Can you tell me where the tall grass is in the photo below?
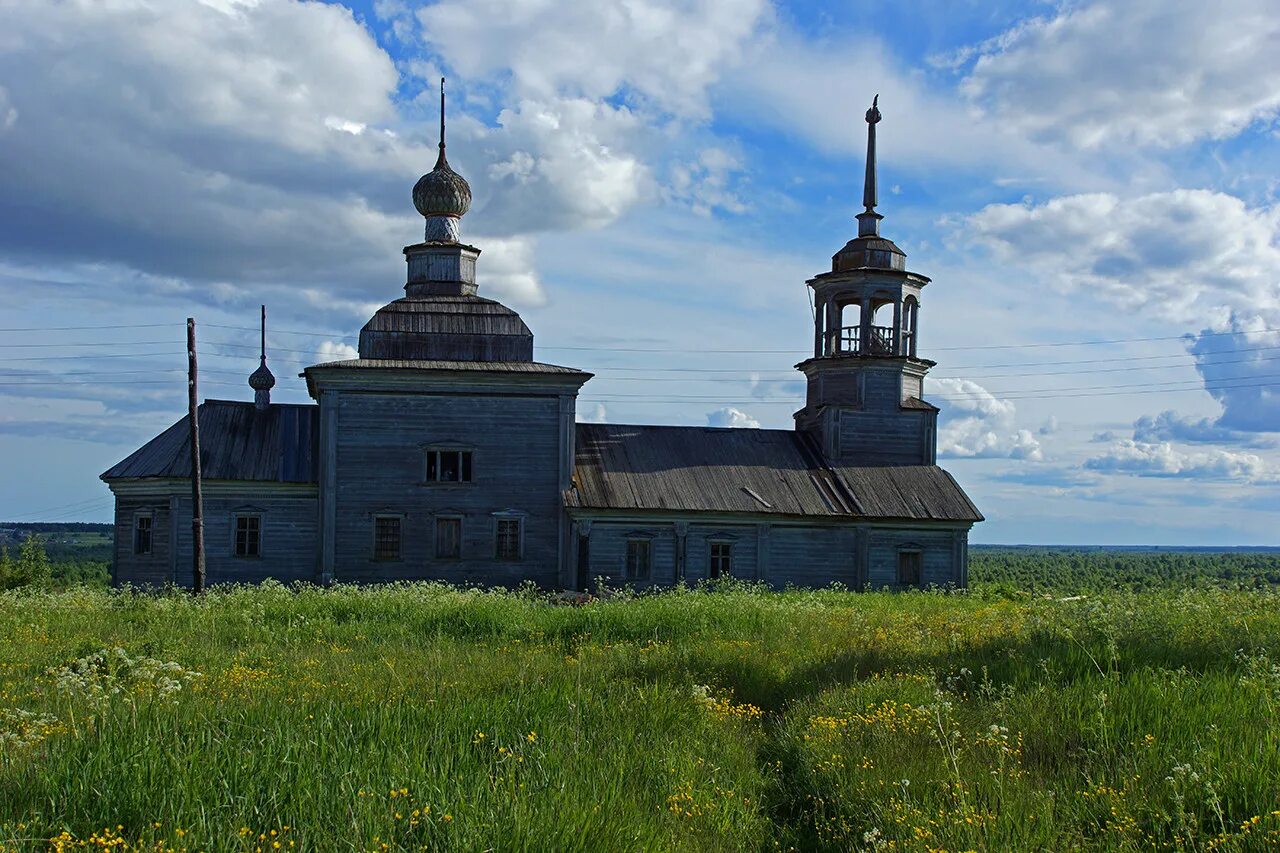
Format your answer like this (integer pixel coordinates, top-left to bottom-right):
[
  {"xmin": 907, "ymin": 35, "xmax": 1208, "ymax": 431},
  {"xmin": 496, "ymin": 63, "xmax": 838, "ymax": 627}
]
[{"xmin": 2, "ymin": 582, "xmax": 1279, "ymax": 851}]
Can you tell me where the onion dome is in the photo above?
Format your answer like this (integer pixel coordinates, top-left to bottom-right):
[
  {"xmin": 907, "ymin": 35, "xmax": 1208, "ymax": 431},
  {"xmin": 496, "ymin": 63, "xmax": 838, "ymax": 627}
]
[
  {"xmin": 412, "ymin": 79, "xmax": 471, "ymax": 241},
  {"xmin": 249, "ymin": 359, "xmax": 276, "ymax": 391},
  {"xmin": 248, "ymin": 305, "xmax": 276, "ymax": 409}
]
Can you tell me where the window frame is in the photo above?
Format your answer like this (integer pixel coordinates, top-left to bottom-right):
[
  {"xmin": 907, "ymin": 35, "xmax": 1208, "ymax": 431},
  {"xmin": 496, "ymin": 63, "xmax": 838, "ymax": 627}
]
[
  {"xmin": 422, "ymin": 446, "xmax": 475, "ymax": 485},
  {"xmin": 372, "ymin": 513, "xmax": 404, "ymax": 562},
  {"xmin": 625, "ymin": 536, "xmax": 652, "ymax": 581},
  {"xmin": 132, "ymin": 511, "xmax": 154, "ymax": 556},
  {"xmin": 493, "ymin": 512, "xmax": 525, "ymax": 561},
  {"xmin": 233, "ymin": 512, "xmax": 263, "ymax": 559},
  {"xmin": 708, "ymin": 540, "xmax": 734, "ymax": 579},
  {"xmin": 896, "ymin": 547, "xmax": 923, "ymax": 588},
  {"xmin": 434, "ymin": 514, "xmax": 463, "ymax": 560}
]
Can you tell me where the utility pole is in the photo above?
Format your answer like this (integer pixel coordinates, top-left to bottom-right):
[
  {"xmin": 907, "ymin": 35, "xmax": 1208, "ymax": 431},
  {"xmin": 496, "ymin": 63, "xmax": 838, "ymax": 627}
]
[{"xmin": 187, "ymin": 317, "xmax": 206, "ymax": 594}]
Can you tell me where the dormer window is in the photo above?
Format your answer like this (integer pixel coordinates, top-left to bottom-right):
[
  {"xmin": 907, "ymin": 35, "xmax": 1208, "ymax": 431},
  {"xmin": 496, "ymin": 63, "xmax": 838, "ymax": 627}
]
[{"xmin": 425, "ymin": 448, "xmax": 473, "ymax": 483}]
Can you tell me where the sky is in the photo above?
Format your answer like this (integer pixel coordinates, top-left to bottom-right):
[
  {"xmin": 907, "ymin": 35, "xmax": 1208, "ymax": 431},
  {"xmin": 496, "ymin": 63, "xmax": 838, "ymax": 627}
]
[{"xmin": 1, "ymin": 0, "xmax": 1278, "ymax": 544}]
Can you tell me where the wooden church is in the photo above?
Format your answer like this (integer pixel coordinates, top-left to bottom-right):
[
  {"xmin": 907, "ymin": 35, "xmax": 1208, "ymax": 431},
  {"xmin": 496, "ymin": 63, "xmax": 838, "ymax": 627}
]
[{"xmin": 102, "ymin": 93, "xmax": 981, "ymax": 590}]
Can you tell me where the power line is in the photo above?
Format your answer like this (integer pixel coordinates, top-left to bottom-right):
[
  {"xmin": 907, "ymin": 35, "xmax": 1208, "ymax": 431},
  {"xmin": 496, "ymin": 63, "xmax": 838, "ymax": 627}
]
[{"xmin": 0, "ymin": 323, "xmax": 174, "ymax": 332}]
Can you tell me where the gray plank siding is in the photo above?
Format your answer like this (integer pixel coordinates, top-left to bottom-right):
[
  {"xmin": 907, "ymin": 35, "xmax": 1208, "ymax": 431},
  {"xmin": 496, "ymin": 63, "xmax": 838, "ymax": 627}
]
[
  {"xmin": 865, "ymin": 527, "xmax": 961, "ymax": 589},
  {"xmin": 112, "ymin": 497, "xmax": 173, "ymax": 587},
  {"xmin": 765, "ymin": 525, "xmax": 860, "ymax": 588},
  {"xmin": 684, "ymin": 523, "xmax": 759, "ymax": 582},
  {"xmin": 331, "ymin": 391, "xmax": 564, "ymax": 587},
  {"xmin": 837, "ymin": 409, "xmax": 931, "ymax": 466},
  {"xmin": 581, "ymin": 521, "xmax": 678, "ymax": 589}
]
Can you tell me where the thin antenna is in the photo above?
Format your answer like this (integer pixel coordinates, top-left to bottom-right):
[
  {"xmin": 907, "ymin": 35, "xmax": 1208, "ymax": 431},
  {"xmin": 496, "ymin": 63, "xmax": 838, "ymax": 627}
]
[{"xmin": 259, "ymin": 304, "xmax": 266, "ymax": 364}]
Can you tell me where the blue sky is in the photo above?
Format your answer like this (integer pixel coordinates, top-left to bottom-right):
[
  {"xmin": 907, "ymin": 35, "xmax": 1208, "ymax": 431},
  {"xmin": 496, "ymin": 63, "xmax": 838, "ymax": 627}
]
[{"xmin": 1, "ymin": 0, "xmax": 1278, "ymax": 543}]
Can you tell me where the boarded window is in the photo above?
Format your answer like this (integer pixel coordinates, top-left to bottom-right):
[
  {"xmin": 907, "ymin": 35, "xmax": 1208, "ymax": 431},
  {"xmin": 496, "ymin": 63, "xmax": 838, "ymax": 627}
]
[
  {"xmin": 625, "ymin": 539, "xmax": 651, "ymax": 581},
  {"xmin": 374, "ymin": 516, "xmax": 402, "ymax": 561},
  {"xmin": 435, "ymin": 517, "xmax": 462, "ymax": 559},
  {"xmin": 709, "ymin": 542, "xmax": 733, "ymax": 578},
  {"xmin": 897, "ymin": 550, "xmax": 922, "ymax": 587},
  {"xmin": 426, "ymin": 450, "xmax": 473, "ymax": 483},
  {"xmin": 495, "ymin": 518, "xmax": 522, "ymax": 560},
  {"xmin": 234, "ymin": 515, "xmax": 261, "ymax": 558},
  {"xmin": 133, "ymin": 514, "xmax": 153, "ymax": 556}
]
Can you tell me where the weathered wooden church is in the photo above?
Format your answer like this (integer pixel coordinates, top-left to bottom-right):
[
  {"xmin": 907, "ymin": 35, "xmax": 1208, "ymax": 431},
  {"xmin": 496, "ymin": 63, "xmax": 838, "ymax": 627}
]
[{"xmin": 103, "ymin": 93, "xmax": 981, "ymax": 590}]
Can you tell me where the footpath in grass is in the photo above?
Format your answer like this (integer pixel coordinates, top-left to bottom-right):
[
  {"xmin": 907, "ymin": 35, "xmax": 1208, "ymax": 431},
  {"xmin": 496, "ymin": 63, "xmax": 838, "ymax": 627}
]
[{"xmin": 2, "ymin": 582, "xmax": 1280, "ymax": 851}]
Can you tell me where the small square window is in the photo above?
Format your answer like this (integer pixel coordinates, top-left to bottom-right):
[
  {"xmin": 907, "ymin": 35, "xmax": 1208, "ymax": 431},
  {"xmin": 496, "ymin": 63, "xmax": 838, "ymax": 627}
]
[
  {"xmin": 435, "ymin": 517, "xmax": 462, "ymax": 559},
  {"xmin": 374, "ymin": 516, "xmax": 402, "ymax": 561},
  {"xmin": 625, "ymin": 539, "xmax": 651, "ymax": 581},
  {"xmin": 133, "ymin": 514, "xmax": 153, "ymax": 556},
  {"xmin": 495, "ymin": 518, "xmax": 522, "ymax": 560},
  {"xmin": 709, "ymin": 542, "xmax": 732, "ymax": 578},
  {"xmin": 234, "ymin": 515, "xmax": 261, "ymax": 558},
  {"xmin": 426, "ymin": 450, "xmax": 473, "ymax": 483},
  {"xmin": 897, "ymin": 550, "xmax": 922, "ymax": 587}
]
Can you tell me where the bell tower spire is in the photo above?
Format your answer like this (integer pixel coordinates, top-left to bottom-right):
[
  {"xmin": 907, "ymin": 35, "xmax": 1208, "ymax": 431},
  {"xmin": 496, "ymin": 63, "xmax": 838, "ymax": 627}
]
[{"xmin": 857, "ymin": 95, "xmax": 882, "ymax": 238}]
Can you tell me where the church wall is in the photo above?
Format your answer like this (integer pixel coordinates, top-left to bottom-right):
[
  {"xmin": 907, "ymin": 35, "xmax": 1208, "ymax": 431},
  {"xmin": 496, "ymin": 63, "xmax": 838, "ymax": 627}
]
[
  {"xmin": 865, "ymin": 526, "xmax": 963, "ymax": 589},
  {"xmin": 331, "ymin": 391, "xmax": 564, "ymax": 587},
  {"xmin": 112, "ymin": 495, "xmax": 174, "ymax": 587},
  {"xmin": 836, "ymin": 409, "xmax": 933, "ymax": 466},
  {"xmin": 112, "ymin": 485, "xmax": 319, "ymax": 587},
  {"xmin": 763, "ymin": 525, "xmax": 860, "ymax": 588}
]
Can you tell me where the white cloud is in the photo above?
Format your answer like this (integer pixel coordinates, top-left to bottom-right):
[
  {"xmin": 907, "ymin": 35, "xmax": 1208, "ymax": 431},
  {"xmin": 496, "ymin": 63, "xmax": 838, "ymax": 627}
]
[
  {"xmin": 706, "ymin": 407, "xmax": 761, "ymax": 429},
  {"xmin": 1132, "ymin": 410, "xmax": 1274, "ymax": 447},
  {"xmin": 471, "ymin": 235, "xmax": 546, "ymax": 307},
  {"xmin": 317, "ymin": 341, "xmax": 358, "ymax": 362},
  {"xmin": 416, "ymin": 0, "xmax": 770, "ymax": 117},
  {"xmin": 964, "ymin": 189, "xmax": 1280, "ymax": 430},
  {"xmin": 579, "ymin": 403, "xmax": 608, "ymax": 424},
  {"xmin": 1085, "ymin": 439, "xmax": 1279, "ymax": 482},
  {"xmin": 954, "ymin": 0, "xmax": 1280, "ymax": 149},
  {"xmin": 930, "ymin": 378, "xmax": 1042, "ymax": 460}
]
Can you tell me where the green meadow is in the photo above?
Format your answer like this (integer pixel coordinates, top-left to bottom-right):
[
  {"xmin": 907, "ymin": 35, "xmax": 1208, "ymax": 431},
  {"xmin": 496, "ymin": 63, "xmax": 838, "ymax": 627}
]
[{"xmin": 3, "ymin": 576, "xmax": 1280, "ymax": 851}]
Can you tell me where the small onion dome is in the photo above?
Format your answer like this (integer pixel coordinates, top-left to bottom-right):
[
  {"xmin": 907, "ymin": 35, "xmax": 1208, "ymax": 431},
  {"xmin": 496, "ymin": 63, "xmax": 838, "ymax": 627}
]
[
  {"xmin": 248, "ymin": 360, "xmax": 276, "ymax": 391},
  {"xmin": 413, "ymin": 150, "xmax": 472, "ymax": 219}
]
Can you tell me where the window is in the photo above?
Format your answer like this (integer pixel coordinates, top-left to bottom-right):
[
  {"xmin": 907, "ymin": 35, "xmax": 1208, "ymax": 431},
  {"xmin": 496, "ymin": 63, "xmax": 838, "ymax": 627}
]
[
  {"xmin": 897, "ymin": 550, "xmax": 922, "ymax": 587},
  {"xmin": 234, "ymin": 514, "xmax": 261, "ymax": 558},
  {"xmin": 133, "ymin": 514, "xmax": 153, "ymax": 555},
  {"xmin": 625, "ymin": 538, "xmax": 651, "ymax": 581},
  {"xmin": 495, "ymin": 518, "xmax": 522, "ymax": 560},
  {"xmin": 374, "ymin": 515, "xmax": 402, "ymax": 561},
  {"xmin": 709, "ymin": 542, "xmax": 733, "ymax": 578},
  {"xmin": 425, "ymin": 449, "xmax": 473, "ymax": 483},
  {"xmin": 435, "ymin": 516, "xmax": 462, "ymax": 559}
]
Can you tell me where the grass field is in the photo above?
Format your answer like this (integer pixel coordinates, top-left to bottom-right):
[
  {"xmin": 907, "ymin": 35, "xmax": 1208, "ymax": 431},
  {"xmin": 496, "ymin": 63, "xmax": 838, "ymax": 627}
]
[{"xmin": 3, "ymin": 581, "xmax": 1280, "ymax": 851}]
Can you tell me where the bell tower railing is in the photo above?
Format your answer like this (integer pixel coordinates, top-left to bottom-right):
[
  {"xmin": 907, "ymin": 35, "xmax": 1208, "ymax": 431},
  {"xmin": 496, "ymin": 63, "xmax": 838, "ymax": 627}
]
[{"xmin": 829, "ymin": 324, "xmax": 897, "ymax": 356}]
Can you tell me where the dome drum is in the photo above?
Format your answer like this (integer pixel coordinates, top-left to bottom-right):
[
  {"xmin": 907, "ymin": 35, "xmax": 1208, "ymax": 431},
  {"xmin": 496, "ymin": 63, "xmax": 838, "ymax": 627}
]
[{"xmin": 358, "ymin": 296, "xmax": 534, "ymax": 362}]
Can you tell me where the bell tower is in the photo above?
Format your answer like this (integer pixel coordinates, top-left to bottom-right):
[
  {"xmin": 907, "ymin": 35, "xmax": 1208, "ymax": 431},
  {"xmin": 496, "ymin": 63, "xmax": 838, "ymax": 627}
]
[{"xmin": 794, "ymin": 97, "xmax": 938, "ymax": 466}]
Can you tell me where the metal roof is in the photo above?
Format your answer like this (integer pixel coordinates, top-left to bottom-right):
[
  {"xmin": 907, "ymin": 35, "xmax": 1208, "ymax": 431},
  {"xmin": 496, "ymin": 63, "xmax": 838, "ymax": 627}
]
[
  {"xmin": 101, "ymin": 400, "xmax": 318, "ymax": 483},
  {"xmin": 568, "ymin": 423, "xmax": 981, "ymax": 522}
]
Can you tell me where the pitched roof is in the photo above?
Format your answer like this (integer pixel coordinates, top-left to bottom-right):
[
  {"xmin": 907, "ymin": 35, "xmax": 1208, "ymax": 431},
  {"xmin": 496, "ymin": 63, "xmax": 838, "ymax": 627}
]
[
  {"xmin": 101, "ymin": 400, "xmax": 318, "ymax": 483},
  {"xmin": 567, "ymin": 423, "xmax": 981, "ymax": 522},
  {"xmin": 568, "ymin": 424, "xmax": 854, "ymax": 516}
]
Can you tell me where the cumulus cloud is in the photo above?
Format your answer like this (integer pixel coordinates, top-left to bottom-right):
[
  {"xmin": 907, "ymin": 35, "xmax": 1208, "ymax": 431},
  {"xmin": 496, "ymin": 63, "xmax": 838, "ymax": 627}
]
[
  {"xmin": 579, "ymin": 403, "xmax": 608, "ymax": 424},
  {"xmin": 416, "ymin": 0, "xmax": 770, "ymax": 117},
  {"xmin": 1085, "ymin": 439, "xmax": 1279, "ymax": 482},
  {"xmin": 706, "ymin": 407, "xmax": 761, "ymax": 429},
  {"xmin": 930, "ymin": 378, "xmax": 1043, "ymax": 460},
  {"xmin": 965, "ymin": 189, "xmax": 1280, "ymax": 430},
  {"xmin": 1132, "ymin": 410, "xmax": 1275, "ymax": 447},
  {"xmin": 317, "ymin": 341, "xmax": 359, "ymax": 362},
  {"xmin": 952, "ymin": 0, "xmax": 1280, "ymax": 148}
]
